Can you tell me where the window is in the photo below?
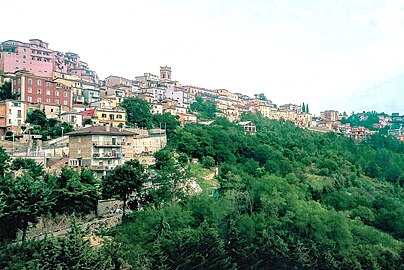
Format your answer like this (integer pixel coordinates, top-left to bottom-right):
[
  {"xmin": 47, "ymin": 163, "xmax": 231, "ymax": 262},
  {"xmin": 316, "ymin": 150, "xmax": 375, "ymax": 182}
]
[
  {"xmin": 55, "ymin": 99, "xmax": 59, "ymax": 104},
  {"xmin": 37, "ymin": 89, "xmax": 41, "ymax": 94},
  {"xmin": 55, "ymin": 91, "xmax": 59, "ymax": 96},
  {"xmin": 63, "ymin": 100, "xmax": 67, "ymax": 105},
  {"xmin": 117, "ymin": 114, "xmax": 122, "ymax": 119},
  {"xmin": 46, "ymin": 98, "xmax": 50, "ymax": 103},
  {"xmin": 102, "ymin": 113, "xmax": 107, "ymax": 118},
  {"xmin": 46, "ymin": 90, "xmax": 50, "ymax": 95},
  {"xmin": 17, "ymin": 110, "xmax": 22, "ymax": 118},
  {"xmin": 37, "ymin": 80, "xmax": 42, "ymax": 86},
  {"xmin": 28, "ymin": 87, "xmax": 32, "ymax": 93},
  {"xmin": 23, "ymin": 48, "xmax": 26, "ymax": 52},
  {"xmin": 46, "ymin": 82, "xmax": 51, "ymax": 87},
  {"xmin": 64, "ymin": 92, "xmax": 68, "ymax": 97},
  {"xmin": 37, "ymin": 97, "xmax": 41, "ymax": 103},
  {"xmin": 28, "ymin": 96, "xmax": 32, "ymax": 102},
  {"xmin": 23, "ymin": 55, "xmax": 26, "ymax": 59}
]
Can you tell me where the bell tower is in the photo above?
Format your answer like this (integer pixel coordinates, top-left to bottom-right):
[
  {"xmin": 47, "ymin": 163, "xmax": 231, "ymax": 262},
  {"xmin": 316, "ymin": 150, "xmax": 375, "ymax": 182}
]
[{"xmin": 160, "ymin": 66, "xmax": 172, "ymax": 81}]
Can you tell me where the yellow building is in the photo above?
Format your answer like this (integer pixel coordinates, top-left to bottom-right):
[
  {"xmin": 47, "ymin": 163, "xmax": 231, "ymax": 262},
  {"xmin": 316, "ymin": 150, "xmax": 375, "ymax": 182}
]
[{"xmin": 95, "ymin": 107, "xmax": 126, "ymax": 127}]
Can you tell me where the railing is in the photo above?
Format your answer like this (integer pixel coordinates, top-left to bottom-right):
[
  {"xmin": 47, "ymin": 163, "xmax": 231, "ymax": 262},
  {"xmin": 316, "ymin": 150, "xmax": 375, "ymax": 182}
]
[
  {"xmin": 93, "ymin": 141, "xmax": 123, "ymax": 147},
  {"xmin": 93, "ymin": 152, "xmax": 121, "ymax": 159}
]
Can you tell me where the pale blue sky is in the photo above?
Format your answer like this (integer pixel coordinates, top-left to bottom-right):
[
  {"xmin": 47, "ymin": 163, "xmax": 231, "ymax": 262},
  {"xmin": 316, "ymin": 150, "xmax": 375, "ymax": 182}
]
[{"xmin": 2, "ymin": 0, "xmax": 403, "ymax": 115}]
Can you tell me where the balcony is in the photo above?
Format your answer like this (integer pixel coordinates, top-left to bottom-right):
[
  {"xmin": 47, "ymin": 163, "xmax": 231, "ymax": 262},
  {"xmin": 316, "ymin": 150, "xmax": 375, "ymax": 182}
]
[
  {"xmin": 93, "ymin": 152, "xmax": 122, "ymax": 159},
  {"xmin": 93, "ymin": 141, "xmax": 123, "ymax": 147},
  {"xmin": 89, "ymin": 165, "xmax": 113, "ymax": 171}
]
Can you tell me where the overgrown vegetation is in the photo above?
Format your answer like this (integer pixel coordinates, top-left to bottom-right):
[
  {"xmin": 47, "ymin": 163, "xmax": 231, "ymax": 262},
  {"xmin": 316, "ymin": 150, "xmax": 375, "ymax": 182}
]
[
  {"xmin": 26, "ymin": 109, "xmax": 73, "ymax": 140},
  {"xmin": 0, "ymin": 112, "xmax": 403, "ymax": 269}
]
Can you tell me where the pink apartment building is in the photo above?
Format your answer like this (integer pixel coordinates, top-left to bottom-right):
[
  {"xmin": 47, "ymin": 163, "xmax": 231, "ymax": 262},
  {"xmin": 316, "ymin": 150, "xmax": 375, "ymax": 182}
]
[
  {"xmin": 0, "ymin": 39, "xmax": 53, "ymax": 77},
  {"xmin": 12, "ymin": 71, "xmax": 72, "ymax": 108},
  {"xmin": 1, "ymin": 39, "xmax": 99, "ymax": 83}
]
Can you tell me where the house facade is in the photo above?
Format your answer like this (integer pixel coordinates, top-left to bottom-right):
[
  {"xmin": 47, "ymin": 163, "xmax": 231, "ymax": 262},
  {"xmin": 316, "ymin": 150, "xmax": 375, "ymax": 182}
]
[{"xmin": 67, "ymin": 125, "xmax": 135, "ymax": 176}]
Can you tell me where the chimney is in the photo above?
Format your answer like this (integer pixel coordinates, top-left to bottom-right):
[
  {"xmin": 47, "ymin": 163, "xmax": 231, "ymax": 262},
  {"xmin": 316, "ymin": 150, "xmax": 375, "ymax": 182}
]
[{"xmin": 106, "ymin": 124, "xmax": 111, "ymax": 132}]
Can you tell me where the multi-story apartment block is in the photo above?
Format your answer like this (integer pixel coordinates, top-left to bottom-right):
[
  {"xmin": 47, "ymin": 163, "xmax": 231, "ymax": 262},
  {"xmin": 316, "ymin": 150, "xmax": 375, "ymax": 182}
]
[
  {"xmin": 67, "ymin": 125, "xmax": 135, "ymax": 177},
  {"xmin": 105, "ymin": 75, "xmax": 132, "ymax": 88},
  {"xmin": 140, "ymin": 87, "xmax": 166, "ymax": 102},
  {"xmin": 256, "ymin": 104, "xmax": 277, "ymax": 118},
  {"xmin": 53, "ymin": 72, "xmax": 84, "ymax": 104},
  {"xmin": 0, "ymin": 39, "xmax": 53, "ymax": 77},
  {"xmin": 0, "ymin": 100, "xmax": 26, "ymax": 136},
  {"xmin": 1, "ymin": 39, "xmax": 99, "ymax": 84},
  {"xmin": 216, "ymin": 89, "xmax": 239, "ymax": 101},
  {"xmin": 82, "ymin": 82, "xmax": 100, "ymax": 104},
  {"xmin": 320, "ymin": 110, "xmax": 339, "ymax": 122},
  {"xmin": 165, "ymin": 87, "xmax": 191, "ymax": 108},
  {"xmin": 12, "ymin": 71, "xmax": 72, "ymax": 108},
  {"xmin": 279, "ymin": 103, "xmax": 302, "ymax": 114}
]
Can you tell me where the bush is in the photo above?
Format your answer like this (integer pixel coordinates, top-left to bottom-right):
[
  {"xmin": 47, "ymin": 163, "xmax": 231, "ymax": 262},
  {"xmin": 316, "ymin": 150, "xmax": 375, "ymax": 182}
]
[{"xmin": 201, "ymin": 156, "xmax": 215, "ymax": 168}]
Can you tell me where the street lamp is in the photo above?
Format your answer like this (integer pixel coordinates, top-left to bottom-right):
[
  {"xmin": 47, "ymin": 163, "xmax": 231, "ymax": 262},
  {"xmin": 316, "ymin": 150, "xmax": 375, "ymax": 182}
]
[{"xmin": 61, "ymin": 127, "xmax": 64, "ymax": 137}]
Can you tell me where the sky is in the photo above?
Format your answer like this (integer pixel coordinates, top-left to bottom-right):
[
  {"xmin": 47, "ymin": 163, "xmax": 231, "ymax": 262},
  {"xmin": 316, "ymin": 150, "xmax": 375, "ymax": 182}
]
[{"xmin": 1, "ymin": 0, "xmax": 403, "ymax": 115}]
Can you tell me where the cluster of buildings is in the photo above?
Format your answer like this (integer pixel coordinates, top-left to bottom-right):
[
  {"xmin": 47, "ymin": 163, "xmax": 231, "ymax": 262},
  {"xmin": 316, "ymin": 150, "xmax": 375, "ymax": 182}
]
[
  {"xmin": 0, "ymin": 38, "xmax": 313, "ymax": 134},
  {"xmin": 1, "ymin": 38, "xmax": 402, "ymax": 175},
  {"xmin": 312, "ymin": 110, "xmax": 404, "ymax": 141}
]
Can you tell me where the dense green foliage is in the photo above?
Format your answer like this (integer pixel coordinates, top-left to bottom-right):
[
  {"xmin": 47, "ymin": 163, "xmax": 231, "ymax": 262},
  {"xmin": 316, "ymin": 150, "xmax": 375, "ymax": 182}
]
[
  {"xmin": 121, "ymin": 97, "xmax": 180, "ymax": 137},
  {"xmin": 0, "ymin": 162, "xmax": 101, "ymax": 241},
  {"xmin": 341, "ymin": 112, "xmax": 384, "ymax": 130},
  {"xmin": 0, "ymin": 82, "xmax": 18, "ymax": 100},
  {"xmin": 102, "ymin": 159, "xmax": 147, "ymax": 217},
  {"xmin": 1, "ymin": 112, "xmax": 403, "ymax": 269},
  {"xmin": 109, "ymin": 113, "xmax": 403, "ymax": 269},
  {"xmin": 190, "ymin": 96, "xmax": 219, "ymax": 120},
  {"xmin": 0, "ymin": 221, "xmax": 129, "ymax": 270},
  {"xmin": 26, "ymin": 109, "xmax": 73, "ymax": 140}
]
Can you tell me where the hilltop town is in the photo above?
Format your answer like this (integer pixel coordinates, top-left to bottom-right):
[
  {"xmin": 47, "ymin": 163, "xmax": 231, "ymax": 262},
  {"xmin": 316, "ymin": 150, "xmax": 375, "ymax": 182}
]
[
  {"xmin": 0, "ymin": 38, "xmax": 403, "ymax": 175},
  {"xmin": 0, "ymin": 38, "xmax": 403, "ymax": 270}
]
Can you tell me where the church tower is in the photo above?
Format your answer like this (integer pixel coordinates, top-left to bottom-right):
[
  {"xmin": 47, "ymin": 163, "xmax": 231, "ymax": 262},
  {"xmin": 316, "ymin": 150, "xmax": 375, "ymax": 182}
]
[{"xmin": 160, "ymin": 66, "xmax": 172, "ymax": 81}]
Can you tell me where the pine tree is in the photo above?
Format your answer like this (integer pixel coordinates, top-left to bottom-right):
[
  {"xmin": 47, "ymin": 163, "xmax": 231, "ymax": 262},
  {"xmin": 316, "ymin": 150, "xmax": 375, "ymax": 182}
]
[
  {"xmin": 306, "ymin": 104, "xmax": 309, "ymax": 114},
  {"xmin": 302, "ymin": 102, "xmax": 306, "ymax": 113}
]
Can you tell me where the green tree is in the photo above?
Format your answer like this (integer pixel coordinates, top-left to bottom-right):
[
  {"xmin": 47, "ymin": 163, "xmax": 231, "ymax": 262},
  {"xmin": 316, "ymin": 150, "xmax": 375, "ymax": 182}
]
[
  {"xmin": 0, "ymin": 173, "xmax": 54, "ymax": 241},
  {"xmin": 26, "ymin": 109, "xmax": 47, "ymax": 127},
  {"xmin": 190, "ymin": 97, "xmax": 219, "ymax": 120},
  {"xmin": 151, "ymin": 153, "xmax": 189, "ymax": 207},
  {"xmin": 302, "ymin": 102, "xmax": 306, "ymax": 112},
  {"xmin": 254, "ymin": 93, "xmax": 268, "ymax": 101},
  {"xmin": 121, "ymin": 97, "xmax": 153, "ymax": 128},
  {"xmin": 201, "ymin": 156, "xmax": 215, "ymax": 168},
  {"xmin": 102, "ymin": 159, "xmax": 147, "ymax": 218},
  {"xmin": 152, "ymin": 112, "xmax": 181, "ymax": 138},
  {"xmin": 52, "ymin": 168, "xmax": 100, "ymax": 214},
  {"xmin": 0, "ymin": 146, "xmax": 10, "ymax": 177},
  {"xmin": 11, "ymin": 158, "xmax": 44, "ymax": 177},
  {"xmin": 306, "ymin": 103, "xmax": 309, "ymax": 113},
  {"xmin": 0, "ymin": 82, "xmax": 18, "ymax": 100}
]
